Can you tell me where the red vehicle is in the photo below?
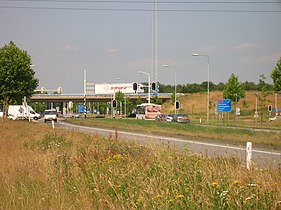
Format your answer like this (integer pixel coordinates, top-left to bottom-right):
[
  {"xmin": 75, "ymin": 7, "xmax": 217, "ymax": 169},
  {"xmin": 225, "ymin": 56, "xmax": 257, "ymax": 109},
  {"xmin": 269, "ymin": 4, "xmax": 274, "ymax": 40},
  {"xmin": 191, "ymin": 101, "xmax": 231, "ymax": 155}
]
[
  {"xmin": 174, "ymin": 114, "xmax": 191, "ymax": 123},
  {"xmin": 166, "ymin": 114, "xmax": 174, "ymax": 122},
  {"xmin": 166, "ymin": 114, "xmax": 190, "ymax": 123},
  {"xmin": 155, "ymin": 114, "xmax": 167, "ymax": 121},
  {"xmin": 136, "ymin": 103, "xmax": 161, "ymax": 120}
]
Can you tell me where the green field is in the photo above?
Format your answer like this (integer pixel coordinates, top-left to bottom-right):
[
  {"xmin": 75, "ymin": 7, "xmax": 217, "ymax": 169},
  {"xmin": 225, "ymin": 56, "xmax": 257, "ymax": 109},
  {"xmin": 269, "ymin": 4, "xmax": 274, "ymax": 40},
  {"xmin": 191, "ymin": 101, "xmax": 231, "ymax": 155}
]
[{"xmin": 0, "ymin": 120, "xmax": 280, "ymax": 209}]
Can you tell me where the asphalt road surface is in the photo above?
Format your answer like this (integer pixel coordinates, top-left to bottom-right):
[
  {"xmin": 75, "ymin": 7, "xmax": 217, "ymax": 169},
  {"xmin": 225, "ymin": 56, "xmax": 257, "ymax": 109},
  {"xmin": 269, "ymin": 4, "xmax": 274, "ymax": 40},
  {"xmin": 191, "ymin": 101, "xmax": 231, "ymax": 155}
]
[{"xmin": 53, "ymin": 121, "xmax": 281, "ymax": 170}]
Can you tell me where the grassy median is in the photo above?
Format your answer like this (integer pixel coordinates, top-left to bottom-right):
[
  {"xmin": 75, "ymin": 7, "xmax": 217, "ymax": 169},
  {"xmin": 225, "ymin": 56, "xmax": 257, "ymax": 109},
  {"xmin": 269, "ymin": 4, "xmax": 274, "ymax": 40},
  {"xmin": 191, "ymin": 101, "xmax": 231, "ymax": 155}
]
[
  {"xmin": 0, "ymin": 120, "xmax": 280, "ymax": 209},
  {"xmin": 66, "ymin": 118, "xmax": 281, "ymax": 148}
]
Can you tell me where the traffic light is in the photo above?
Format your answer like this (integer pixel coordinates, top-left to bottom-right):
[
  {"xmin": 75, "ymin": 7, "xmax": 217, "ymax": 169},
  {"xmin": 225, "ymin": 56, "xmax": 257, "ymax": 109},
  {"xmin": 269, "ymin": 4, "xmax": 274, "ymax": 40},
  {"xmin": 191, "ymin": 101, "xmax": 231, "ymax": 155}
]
[
  {"xmin": 176, "ymin": 101, "xmax": 180, "ymax": 110},
  {"xmin": 268, "ymin": 105, "xmax": 272, "ymax": 112},
  {"xmin": 112, "ymin": 99, "xmax": 117, "ymax": 108},
  {"xmin": 151, "ymin": 82, "xmax": 156, "ymax": 90},
  {"xmin": 133, "ymin": 82, "xmax": 138, "ymax": 93}
]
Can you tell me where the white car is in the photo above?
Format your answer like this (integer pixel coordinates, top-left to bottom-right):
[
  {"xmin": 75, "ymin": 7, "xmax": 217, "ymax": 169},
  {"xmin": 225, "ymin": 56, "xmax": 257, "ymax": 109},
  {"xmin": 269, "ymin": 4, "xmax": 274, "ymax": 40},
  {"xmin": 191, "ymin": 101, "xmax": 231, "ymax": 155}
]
[{"xmin": 44, "ymin": 109, "xmax": 58, "ymax": 123}]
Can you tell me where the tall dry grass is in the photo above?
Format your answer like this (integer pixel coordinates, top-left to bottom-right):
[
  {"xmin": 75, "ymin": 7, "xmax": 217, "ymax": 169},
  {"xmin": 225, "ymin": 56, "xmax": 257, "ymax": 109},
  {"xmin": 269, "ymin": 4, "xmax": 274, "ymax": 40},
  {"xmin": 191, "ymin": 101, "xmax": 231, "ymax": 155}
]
[{"xmin": 0, "ymin": 120, "xmax": 280, "ymax": 209}]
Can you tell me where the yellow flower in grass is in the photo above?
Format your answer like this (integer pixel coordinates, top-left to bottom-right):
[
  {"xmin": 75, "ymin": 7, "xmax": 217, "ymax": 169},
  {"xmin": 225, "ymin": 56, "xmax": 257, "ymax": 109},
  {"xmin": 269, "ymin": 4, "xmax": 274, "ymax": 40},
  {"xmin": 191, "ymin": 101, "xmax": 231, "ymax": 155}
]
[
  {"xmin": 113, "ymin": 154, "xmax": 123, "ymax": 160},
  {"xmin": 175, "ymin": 194, "xmax": 184, "ymax": 199},
  {"xmin": 233, "ymin": 180, "xmax": 240, "ymax": 186},
  {"xmin": 154, "ymin": 194, "xmax": 163, "ymax": 199},
  {"xmin": 211, "ymin": 182, "xmax": 218, "ymax": 188}
]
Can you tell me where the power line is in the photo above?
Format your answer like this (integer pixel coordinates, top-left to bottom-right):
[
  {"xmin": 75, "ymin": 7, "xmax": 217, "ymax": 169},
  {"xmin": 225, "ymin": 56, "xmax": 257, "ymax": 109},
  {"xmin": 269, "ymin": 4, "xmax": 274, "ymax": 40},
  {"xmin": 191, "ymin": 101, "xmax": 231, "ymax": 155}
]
[
  {"xmin": 0, "ymin": 0, "xmax": 280, "ymax": 3},
  {"xmin": 0, "ymin": 5, "xmax": 280, "ymax": 12}
]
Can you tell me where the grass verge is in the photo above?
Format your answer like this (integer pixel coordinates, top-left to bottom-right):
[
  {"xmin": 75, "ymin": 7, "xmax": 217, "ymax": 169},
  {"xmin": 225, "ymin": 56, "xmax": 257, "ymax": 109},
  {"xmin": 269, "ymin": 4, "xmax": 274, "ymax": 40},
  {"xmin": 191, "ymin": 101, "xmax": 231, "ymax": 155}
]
[{"xmin": 0, "ymin": 120, "xmax": 280, "ymax": 209}]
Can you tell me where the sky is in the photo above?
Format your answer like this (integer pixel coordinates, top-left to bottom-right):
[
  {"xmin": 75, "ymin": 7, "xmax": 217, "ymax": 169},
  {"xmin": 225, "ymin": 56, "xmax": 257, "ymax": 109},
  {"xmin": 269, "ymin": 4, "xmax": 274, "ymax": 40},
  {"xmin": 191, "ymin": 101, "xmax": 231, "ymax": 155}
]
[{"xmin": 0, "ymin": 0, "xmax": 281, "ymax": 93}]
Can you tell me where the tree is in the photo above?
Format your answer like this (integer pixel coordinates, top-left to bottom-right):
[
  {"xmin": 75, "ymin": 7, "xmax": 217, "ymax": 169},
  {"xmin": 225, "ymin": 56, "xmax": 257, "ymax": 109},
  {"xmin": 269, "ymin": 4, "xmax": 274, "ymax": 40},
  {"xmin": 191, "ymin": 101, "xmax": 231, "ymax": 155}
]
[
  {"xmin": 223, "ymin": 73, "xmax": 245, "ymax": 102},
  {"xmin": 258, "ymin": 74, "xmax": 271, "ymax": 123},
  {"xmin": 0, "ymin": 41, "xmax": 39, "ymax": 117},
  {"xmin": 115, "ymin": 91, "xmax": 125, "ymax": 114},
  {"xmin": 271, "ymin": 57, "xmax": 281, "ymax": 92}
]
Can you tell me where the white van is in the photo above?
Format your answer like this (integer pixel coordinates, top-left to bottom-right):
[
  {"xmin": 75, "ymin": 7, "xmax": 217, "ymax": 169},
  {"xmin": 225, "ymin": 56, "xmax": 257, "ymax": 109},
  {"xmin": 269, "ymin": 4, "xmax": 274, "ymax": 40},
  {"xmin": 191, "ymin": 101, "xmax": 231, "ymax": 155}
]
[{"xmin": 0, "ymin": 105, "xmax": 40, "ymax": 120}]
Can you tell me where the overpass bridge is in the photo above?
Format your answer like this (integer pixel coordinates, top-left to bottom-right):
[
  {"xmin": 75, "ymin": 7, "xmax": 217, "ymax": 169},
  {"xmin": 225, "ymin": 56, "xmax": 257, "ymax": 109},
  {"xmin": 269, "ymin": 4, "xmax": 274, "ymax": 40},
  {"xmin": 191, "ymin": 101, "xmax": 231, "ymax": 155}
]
[
  {"xmin": 31, "ymin": 93, "xmax": 174, "ymax": 103},
  {"xmin": 31, "ymin": 93, "xmax": 175, "ymax": 114}
]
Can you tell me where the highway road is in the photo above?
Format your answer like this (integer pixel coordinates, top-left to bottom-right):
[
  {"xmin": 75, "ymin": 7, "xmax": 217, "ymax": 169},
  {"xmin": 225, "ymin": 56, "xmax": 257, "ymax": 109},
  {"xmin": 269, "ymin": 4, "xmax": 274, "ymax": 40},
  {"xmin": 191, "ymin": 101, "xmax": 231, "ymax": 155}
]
[{"xmin": 54, "ymin": 121, "xmax": 281, "ymax": 170}]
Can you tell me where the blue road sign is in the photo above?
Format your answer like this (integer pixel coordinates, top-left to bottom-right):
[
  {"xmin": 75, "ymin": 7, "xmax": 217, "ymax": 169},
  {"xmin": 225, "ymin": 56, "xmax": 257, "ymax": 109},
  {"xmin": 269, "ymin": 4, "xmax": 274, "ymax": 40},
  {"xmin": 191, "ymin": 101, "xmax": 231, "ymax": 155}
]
[
  {"xmin": 78, "ymin": 105, "xmax": 85, "ymax": 113},
  {"xmin": 216, "ymin": 99, "xmax": 231, "ymax": 113}
]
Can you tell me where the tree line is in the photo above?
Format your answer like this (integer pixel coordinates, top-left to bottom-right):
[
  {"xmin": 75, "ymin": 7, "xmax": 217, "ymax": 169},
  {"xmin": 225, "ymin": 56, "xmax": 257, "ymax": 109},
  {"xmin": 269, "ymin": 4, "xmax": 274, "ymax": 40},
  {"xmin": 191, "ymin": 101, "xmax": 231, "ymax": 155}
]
[{"xmin": 157, "ymin": 80, "xmax": 273, "ymax": 94}]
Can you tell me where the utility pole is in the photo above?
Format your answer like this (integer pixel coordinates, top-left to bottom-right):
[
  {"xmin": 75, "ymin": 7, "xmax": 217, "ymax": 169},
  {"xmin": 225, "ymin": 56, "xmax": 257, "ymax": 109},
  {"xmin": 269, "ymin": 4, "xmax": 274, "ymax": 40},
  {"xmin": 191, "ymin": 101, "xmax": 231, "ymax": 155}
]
[{"xmin": 84, "ymin": 69, "xmax": 87, "ymax": 118}]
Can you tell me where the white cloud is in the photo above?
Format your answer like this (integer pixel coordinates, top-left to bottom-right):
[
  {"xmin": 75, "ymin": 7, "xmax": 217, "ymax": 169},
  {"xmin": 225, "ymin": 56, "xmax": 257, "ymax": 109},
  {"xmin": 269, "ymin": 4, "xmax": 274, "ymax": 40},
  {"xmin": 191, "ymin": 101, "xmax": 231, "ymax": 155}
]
[
  {"xmin": 256, "ymin": 52, "xmax": 281, "ymax": 64},
  {"xmin": 107, "ymin": 48, "xmax": 117, "ymax": 54},
  {"xmin": 58, "ymin": 44, "xmax": 78, "ymax": 51},
  {"xmin": 65, "ymin": 44, "xmax": 78, "ymax": 51},
  {"xmin": 234, "ymin": 43, "xmax": 257, "ymax": 50}
]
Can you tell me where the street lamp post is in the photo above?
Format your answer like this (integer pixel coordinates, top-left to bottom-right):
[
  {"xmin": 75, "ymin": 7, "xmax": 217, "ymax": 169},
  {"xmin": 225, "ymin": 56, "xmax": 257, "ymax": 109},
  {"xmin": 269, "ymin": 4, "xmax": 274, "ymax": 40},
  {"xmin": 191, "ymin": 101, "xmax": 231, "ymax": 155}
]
[
  {"xmin": 162, "ymin": 65, "xmax": 177, "ymax": 115},
  {"xmin": 255, "ymin": 93, "xmax": 258, "ymax": 123},
  {"xmin": 138, "ymin": 71, "xmax": 151, "ymax": 104},
  {"xmin": 192, "ymin": 53, "xmax": 210, "ymax": 122},
  {"xmin": 115, "ymin": 77, "xmax": 127, "ymax": 118},
  {"xmin": 234, "ymin": 93, "xmax": 238, "ymax": 124},
  {"xmin": 29, "ymin": 64, "xmax": 36, "ymax": 122}
]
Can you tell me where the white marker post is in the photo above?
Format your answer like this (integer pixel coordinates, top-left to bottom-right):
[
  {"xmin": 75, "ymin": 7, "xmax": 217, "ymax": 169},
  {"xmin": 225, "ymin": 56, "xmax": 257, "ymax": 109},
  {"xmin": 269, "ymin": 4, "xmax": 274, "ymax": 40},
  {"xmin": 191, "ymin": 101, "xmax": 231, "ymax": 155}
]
[
  {"xmin": 246, "ymin": 142, "xmax": 252, "ymax": 170},
  {"xmin": 28, "ymin": 106, "xmax": 31, "ymax": 122},
  {"xmin": 52, "ymin": 120, "xmax": 55, "ymax": 129}
]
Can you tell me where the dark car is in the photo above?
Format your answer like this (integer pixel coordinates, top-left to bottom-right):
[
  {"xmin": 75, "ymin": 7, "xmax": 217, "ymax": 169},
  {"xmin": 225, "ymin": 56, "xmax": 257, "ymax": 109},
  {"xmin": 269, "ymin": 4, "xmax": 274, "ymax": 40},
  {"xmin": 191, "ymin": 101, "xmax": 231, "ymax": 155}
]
[
  {"xmin": 173, "ymin": 114, "xmax": 191, "ymax": 123},
  {"xmin": 155, "ymin": 114, "xmax": 167, "ymax": 121}
]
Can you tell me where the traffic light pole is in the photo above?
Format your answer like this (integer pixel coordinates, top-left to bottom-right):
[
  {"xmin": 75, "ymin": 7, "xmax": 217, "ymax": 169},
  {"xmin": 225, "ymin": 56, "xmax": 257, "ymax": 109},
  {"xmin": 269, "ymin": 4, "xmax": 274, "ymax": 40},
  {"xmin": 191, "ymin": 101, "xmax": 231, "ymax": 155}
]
[
  {"xmin": 138, "ymin": 71, "xmax": 151, "ymax": 104},
  {"xmin": 174, "ymin": 71, "xmax": 177, "ymax": 115}
]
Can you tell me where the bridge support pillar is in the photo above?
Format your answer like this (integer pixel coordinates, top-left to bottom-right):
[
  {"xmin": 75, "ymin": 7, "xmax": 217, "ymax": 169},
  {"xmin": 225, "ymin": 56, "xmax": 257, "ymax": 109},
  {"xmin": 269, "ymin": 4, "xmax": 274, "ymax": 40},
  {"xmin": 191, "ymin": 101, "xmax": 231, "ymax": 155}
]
[{"xmin": 63, "ymin": 102, "xmax": 67, "ymax": 115}]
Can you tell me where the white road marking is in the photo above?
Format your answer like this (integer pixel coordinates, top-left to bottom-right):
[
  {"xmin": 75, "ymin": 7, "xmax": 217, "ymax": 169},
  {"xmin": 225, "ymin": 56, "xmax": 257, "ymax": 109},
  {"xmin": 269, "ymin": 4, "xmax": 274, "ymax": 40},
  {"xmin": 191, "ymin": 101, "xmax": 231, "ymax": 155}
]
[{"xmin": 59, "ymin": 121, "xmax": 281, "ymax": 156}]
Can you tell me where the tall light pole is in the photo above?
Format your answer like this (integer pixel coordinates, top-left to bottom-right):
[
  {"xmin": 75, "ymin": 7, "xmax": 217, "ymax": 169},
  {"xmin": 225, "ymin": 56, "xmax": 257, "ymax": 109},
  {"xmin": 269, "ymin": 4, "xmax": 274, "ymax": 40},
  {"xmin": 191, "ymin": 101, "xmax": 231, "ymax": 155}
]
[
  {"xmin": 192, "ymin": 53, "xmax": 210, "ymax": 122},
  {"xmin": 29, "ymin": 64, "xmax": 36, "ymax": 122},
  {"xmin": 84, "ymin": 69, "xmax": 87, "ymax": 118},
  {"xmin": 115, "ymin": 77, "xmax": 127, "ymax": 118},
  {"xmin": 255, "ymin": 93, "xmax": 258, "ymax": 123},
  {"xmin": 162, "ymin": 65, "xmax": 177, "ymax": 115},
  {"xmin": 138, "ymin": 71, "xmax": 151, "ymax": 104}
]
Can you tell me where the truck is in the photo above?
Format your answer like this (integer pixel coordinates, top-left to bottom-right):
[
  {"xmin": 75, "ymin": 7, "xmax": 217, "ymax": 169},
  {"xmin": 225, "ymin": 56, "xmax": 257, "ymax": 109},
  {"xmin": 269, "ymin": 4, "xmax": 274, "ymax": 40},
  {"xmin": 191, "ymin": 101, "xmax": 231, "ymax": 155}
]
[
  {"xmin": 87, "ymin": 83, "xmax": 144, "ymax": 95},
  {"xmin": 1, "ymin": 105, "xmax": 41, "ymax": 120}
]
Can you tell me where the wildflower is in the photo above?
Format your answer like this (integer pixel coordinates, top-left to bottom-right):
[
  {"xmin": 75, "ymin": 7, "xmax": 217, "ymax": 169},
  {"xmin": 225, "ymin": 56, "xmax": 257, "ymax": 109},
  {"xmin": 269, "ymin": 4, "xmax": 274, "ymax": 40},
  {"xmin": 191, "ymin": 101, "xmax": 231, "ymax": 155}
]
[
  {"xmin": 248, "ymin": 183, "xmax": 257, "ymax": 187},
  {"xmin": 113, "ymin": 154, "xmax": 123, "ymax": 160},
  {"xmin": 135, "ymin": 198, "xmax": 141, "ymax": 206},
  {"xmin": 220, "ymin": 191, "xmax": 229, "ymax": 198},
  {"xmin": 233, "ymin": 180, "xmax": 240, "ymax": 186},
  {"xmin": 175, "ymin": 194, "xmax": 184, "ymax": 199},
  {"xmin": 211, "ymin": 182, "xmax": 218, "ymax": 188},
  {"xmin": 154, "ymin": 194, "xmax": 163, "ymax": 199}
]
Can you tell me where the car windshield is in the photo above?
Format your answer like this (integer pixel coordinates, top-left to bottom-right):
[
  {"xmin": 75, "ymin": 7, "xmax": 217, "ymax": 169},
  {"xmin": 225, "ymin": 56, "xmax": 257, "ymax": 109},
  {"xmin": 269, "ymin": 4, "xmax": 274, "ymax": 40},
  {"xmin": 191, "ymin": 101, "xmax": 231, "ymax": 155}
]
[{"xmin": 44, "ymin": 110, "xmax": 57, "ymax": 115}]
